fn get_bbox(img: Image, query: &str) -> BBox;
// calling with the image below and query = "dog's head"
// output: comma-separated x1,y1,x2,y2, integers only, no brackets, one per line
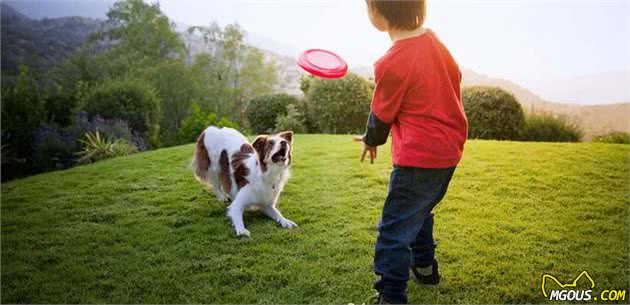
251,131,293,170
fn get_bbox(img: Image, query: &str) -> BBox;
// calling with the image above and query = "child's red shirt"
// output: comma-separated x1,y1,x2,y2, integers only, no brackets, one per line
371,29,468,168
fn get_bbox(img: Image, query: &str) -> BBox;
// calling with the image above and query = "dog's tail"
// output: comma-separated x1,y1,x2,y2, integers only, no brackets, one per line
192,131,210,185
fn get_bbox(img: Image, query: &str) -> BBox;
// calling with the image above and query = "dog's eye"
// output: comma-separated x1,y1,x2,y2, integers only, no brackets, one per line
268,140,275,146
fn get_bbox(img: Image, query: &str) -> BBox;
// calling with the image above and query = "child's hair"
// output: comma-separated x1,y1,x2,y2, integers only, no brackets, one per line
367,0,426,30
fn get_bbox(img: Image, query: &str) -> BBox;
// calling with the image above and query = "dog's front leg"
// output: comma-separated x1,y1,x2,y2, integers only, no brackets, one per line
262,206,297,229
227,196,250,237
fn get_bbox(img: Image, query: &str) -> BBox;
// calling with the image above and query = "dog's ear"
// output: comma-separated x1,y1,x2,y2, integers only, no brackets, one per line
278,131,293,143
252,135,268,157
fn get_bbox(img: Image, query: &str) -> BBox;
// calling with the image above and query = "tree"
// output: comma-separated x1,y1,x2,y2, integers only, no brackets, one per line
187,23,278,125
1,66,45,178
141,59,199,146
101,0,185,64
240,46,278,104
85,79,162,147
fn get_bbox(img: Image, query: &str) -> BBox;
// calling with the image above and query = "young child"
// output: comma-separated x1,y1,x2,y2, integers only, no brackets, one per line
358,0,468,303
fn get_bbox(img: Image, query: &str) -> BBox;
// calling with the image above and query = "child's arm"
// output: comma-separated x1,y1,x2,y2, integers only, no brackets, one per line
362,111,391,146
356,65,406,163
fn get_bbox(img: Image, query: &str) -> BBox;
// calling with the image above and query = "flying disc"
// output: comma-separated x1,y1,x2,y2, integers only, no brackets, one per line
297,49,348,79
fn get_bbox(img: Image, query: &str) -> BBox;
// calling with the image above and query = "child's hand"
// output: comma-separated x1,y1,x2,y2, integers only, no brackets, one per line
353,136,377,164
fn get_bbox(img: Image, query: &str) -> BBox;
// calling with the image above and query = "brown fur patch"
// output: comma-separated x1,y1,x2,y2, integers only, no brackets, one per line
278,131,293,165
231,144,253,190
252,135,270,172
219,149,232,195
193,132,210,182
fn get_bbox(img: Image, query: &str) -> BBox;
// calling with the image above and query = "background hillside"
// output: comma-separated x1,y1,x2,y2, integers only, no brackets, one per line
0,3,102,83
1,1,628,141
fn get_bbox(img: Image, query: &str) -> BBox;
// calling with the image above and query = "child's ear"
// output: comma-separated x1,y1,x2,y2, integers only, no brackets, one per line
278,131,293,143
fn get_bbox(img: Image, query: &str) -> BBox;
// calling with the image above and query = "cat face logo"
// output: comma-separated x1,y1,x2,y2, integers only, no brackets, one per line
541,271,595,301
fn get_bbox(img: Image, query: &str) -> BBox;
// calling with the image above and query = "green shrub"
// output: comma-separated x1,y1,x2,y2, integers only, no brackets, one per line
1,66,46,180
275,104,305,133
520,112,582,142
593,131,630,144
44,94,78,127
305,73,372,134
177,103,239,144
85,79,162,147
462,86,524,140
76,131,138,164
246,93,297,133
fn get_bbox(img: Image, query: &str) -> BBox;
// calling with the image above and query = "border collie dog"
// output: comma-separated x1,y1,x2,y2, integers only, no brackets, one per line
192,126,296,237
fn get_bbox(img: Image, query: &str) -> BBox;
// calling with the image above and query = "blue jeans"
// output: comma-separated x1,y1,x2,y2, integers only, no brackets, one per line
373,166,456,304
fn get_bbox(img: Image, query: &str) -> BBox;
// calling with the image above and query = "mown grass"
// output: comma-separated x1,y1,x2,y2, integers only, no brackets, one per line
2,135,629,304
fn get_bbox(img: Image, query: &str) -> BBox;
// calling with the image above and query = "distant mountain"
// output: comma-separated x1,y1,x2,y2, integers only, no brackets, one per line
1,3,103,80
529,71,630,105
3,0,113,19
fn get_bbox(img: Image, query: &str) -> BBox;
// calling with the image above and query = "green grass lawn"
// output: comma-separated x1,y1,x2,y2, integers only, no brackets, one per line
2,135,629,303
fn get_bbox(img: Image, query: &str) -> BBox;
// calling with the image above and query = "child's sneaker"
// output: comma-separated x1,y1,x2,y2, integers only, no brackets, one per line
409,260,440,286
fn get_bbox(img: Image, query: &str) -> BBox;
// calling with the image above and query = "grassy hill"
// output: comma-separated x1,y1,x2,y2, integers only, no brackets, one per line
2,135,628,303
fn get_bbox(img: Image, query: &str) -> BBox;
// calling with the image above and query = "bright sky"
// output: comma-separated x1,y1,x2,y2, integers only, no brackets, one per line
158,0,630,89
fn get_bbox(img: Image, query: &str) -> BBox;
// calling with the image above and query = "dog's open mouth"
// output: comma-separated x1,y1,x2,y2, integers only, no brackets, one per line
271,148,287,163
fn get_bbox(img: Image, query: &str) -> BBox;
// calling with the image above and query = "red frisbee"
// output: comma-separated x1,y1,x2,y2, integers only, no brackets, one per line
297,49,348,79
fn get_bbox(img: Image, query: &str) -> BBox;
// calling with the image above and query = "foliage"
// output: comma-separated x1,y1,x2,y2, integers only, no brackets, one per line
177,103,239,144
246,93,298,134
1,136,628,303
84,79,161,147
275,104,305,133
188,23,278,123
76,131,138,164
304,73,372,134
189,53,232,118
239,46,278,104
29,113,147,175
44,93,78,126
69,112,149,151
520,112,582,142
593,131,630,144
99,0,185,65
1,66,45,179
299,74,313,95
140,60,199,146
31,124,79,171
462,86,525,140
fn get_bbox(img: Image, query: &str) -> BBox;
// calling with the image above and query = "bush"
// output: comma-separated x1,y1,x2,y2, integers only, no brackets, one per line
32,124,78,171
1,66,46,180
44,94,78,127
30,112,148,173
593,131,629,144
85,79,162,147
246,93,297,134
462,86,524,140
304,73,372,134
275,104,305,133
520,112,582,142
69,112,149,151
76,131,138,164
177,103,239,144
